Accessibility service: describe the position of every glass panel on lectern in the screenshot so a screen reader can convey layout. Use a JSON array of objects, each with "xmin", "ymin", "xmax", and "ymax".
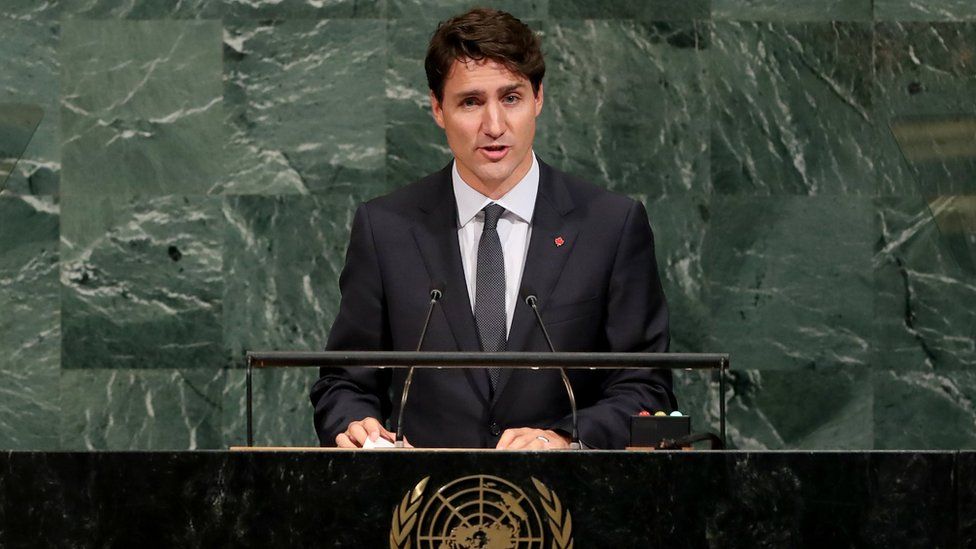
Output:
[
  {"xmin": 0, "ymin": 103, "xmax": 44, "ymax": 191},
  {"xmin": 890, "ymin": 114, "xmax": 976, "ymax": 279}
]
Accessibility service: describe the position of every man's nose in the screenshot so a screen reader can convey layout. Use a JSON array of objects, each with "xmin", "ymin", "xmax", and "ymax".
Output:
[{"xmin": 482, "ymin": 101, "xmax": 505, "ymax": 139}]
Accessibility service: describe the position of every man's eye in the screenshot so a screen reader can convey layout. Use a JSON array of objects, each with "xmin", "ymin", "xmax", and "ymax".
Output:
[
  {"xmin": 503, "ymin": 94, "xmax": 520, "ymax": 104},
  {"xmin": 462, "ymin": 98, "xmax": 479, "ymax": 107}
]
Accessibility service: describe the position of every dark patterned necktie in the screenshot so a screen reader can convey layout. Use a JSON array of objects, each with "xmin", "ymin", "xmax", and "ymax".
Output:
[{"xmin": 475, "ymin": 203, "xmax": 507, "ymax": 395}]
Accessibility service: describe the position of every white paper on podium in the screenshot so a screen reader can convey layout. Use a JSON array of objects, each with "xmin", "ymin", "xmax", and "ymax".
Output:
[{"xmin": 362, "ymin": 436, "xmax": 396, "ymax": 449}]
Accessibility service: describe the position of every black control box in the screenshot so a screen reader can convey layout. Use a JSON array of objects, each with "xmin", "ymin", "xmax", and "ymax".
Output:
[{"xmin": 630, "ymin": 415, "xmax": 691, "ymax": 448}]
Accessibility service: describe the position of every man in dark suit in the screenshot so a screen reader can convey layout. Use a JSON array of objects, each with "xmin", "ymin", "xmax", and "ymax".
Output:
[{"xmin": 310, "ymin": 8, "xmax": 675, "ymax": 450}]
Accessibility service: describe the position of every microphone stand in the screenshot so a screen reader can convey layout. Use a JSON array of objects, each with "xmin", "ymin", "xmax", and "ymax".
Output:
[
  {"xmin": 395, "ymin": 288, "xmax": 441, "ymax": 448},
  {"xmin": 525, "ymin": 294, "xmax": 581, "ymax": 450}
]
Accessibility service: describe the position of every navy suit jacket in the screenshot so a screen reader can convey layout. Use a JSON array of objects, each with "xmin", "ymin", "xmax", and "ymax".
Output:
[{"xmin": 309, "ymin": 159, "xmax": 675, "ymax": 448}]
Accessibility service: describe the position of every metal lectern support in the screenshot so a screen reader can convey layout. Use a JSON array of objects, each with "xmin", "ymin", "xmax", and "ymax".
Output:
[
  {"xmin": 243, "ymin": 351, "xmax": 730, "ymax": 449},
  {"xmin": 246, "ymin": 354, "xmax": 253, "ymax": 447},
  {"xmin": 719, "ymin": 357, "xmax": 727, "ymax": 446}
]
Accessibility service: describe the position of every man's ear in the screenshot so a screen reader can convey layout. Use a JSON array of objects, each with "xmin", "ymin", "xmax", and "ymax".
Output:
[
  {"xmin": 430, "ymin": 91, "xmax": 446, "ymax": 129},
  {"xmin": 534, "ymin": 83, "xmax": 544, "ymax": 117}
]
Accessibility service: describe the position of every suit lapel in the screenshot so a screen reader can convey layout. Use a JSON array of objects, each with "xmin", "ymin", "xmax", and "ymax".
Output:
[
  {"xmin": 411, "ymin": 167, "xmax": 481, "ymax": 354},
  {"xmin": 492, "ymin": 161, "xmax": 578, "ymax": 406},
  {"xmin": 410, "ymin": 165, "xmax": 493, "ymax": 404}
]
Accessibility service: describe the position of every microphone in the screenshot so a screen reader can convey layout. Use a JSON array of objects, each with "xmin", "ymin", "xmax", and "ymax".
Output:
[
  {"xmin": 521, "ymin": 288, "xmax": 581, "ymax": 450},
  {"xmin": 395, "ymin": 284, "xmax": 444, "ymax": 448}
]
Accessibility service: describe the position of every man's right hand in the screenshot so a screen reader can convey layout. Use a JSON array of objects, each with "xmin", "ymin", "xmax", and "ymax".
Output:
[{"xmin": 335, "ymin": 417, "xmax": 395, "ymax": 448}]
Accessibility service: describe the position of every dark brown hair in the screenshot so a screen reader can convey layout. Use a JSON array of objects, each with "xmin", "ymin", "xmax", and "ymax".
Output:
[{"xmin": 425, "ymin": 8, "xmax": 545, "ymax": 102}]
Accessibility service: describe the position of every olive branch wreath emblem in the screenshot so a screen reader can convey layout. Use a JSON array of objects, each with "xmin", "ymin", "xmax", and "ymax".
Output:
[
  {"xmin": 389, "ymin": 475, "xmax": 573, "ymax": 549},
  {"xmin": 531, "ymin": 477, "xmax": 574, "ymax": 549},
  {"xmin": 390, "ymin": 476, "xmax": 429, "ymax": 549}
]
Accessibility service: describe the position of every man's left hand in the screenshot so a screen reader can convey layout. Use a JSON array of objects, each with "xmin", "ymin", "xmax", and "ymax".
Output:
[{"xmin": 496, "ymin": 428, "xmax": 571, "ymax": 450}]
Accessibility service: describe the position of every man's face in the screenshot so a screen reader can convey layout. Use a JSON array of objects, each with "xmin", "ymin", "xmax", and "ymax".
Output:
[{"xmin": 430, "ymin": 58, "xmax": 543, "ymax": 194}]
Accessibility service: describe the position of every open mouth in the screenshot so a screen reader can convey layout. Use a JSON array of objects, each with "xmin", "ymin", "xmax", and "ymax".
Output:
[{"xmin": 479, "ymin": 145, "xmax": 510, "ymax": 160}]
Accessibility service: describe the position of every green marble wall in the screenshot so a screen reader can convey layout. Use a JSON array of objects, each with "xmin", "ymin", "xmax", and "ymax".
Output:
[{"xmin": 0, "ymin": 1, "xmax": 973, "ymax": 450}]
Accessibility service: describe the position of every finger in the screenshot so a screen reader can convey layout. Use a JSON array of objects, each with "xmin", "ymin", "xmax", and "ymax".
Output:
[
  {"xmin": 347, "ymin": 422, "xmax": 369, "ymax": 446},
  {"xmin": 378, "ymin": 424, "xmax": 398, "ymax": 442},
  {"xmin": 520, "ymin": 431, "xmax": 555, "ymax": 451},
  {"xmin": 361, "ymin": 416, "xmax": 395, "ymax": 441},
  {"xmin": 533, "ymin": 434, "xmax": 552, "ymax": 450},
  {"xmin": 335, "ymin": 433, "xmax": 358, "ymax": 448},
  {"xmin": 544, "ymin": 430, "xmax": 569, "ymax": 449},
  {"xmin": 360, "ymin": 417, "xmax": 386, "ymax": 441},
  {"xmin": 509, "ymin": 433, "xmax": 540, "ymax": 451},
  {"xmin": 496, "ymin": 428, "xmax": 525, "ymax": 450},
  {"xmin": 506, "ymin": 435, "xmax": 526, "ymax": 450}
]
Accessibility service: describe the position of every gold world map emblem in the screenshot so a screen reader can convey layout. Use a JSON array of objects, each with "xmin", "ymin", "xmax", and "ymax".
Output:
[{"xmin": 390, "ymin": 475, "xmax": 573, "ymax": 549}]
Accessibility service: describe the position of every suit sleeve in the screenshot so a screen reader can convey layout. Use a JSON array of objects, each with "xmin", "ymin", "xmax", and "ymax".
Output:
[
  {"xmin": 552, "ymin": 199, "xmax": 676, "ymax": 449},
  {"xmin": 309, "ymin": 203, "xmax": 392, "ymax": 446}
]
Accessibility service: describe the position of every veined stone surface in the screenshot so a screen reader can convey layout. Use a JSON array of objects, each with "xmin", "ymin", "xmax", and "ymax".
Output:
[
  {"xmin": 222, "ymin": 369, "xmax": 320, "ymax": 447},
  {"xmin": 0, "ymin": 452, "xmax": 964, "ymax": 546},
  {"xmin": 222, "ymin": 195, "xmax": 347, "ymax": 361},
  {"xmin": 703, "ymin": 195, "xmax": 873, "ymax": 370},
  {"xmin": 538, "ymin": 20, "xmax": 710, "ymax": 197},
  {"xmin": 0, "ymin": 21, "xmax": 60, "ymax": 196},
  {"xmin": 724, "ymin": 368, "xmax": 872, "ymax": 449},
  {"xmin": 23, "ymin": 0, "xmax": 385, "ymax": 18},
  {"xmin": 874, "ymin": 197, "xmax": 976, "ymax": 370},
  {"xmin": 874, "ymin": 23, "xmax": 976, "ymax": 195},
  {"xmin": 221, "ymin": 195, "xmax": 352, "ymax": 446},
  {"xmin": 672, "ymin": 370, "xmax": 723, "ymax": 440},
  {"xmin": 59, "ymin": 368, "xmax": 225, "ymax": 449},
  {"xmin": 60, "ymin": 20, "xmax": 224, "ymax": 197},
  {"xmin": 710, "ymin": 22, "xmax": 876, "ymax": 195},
  {"xmin": 550, "ymin": 0, "xmax": 710, "ymax": 20},
  {"xmin": 874, "ymin": 0, "xmax": 976, "ymax": 22},
  {"xmin": 59, "ymin": 0, "xmax": 213, "ymax": 18},
  {"xmin": 0, "ymin": 196, "xmax": 60, "ymax": 449},
  {"xmin": 675, "ymin": 365, "xmax": 874, "ymax": 450},
  {"xmin": 220, "ymin": 19, "xmax": 386, "ymax": 195},
  {"xmin": 221, "ymin": 0, "xmax": 384, "ymax": 19},
  {"xmin": 0, "ymin": 0, "xmax": 60, "ymax": 19},
  {"xmin": 875, "ymin": 370, "xmax": 976, "ymax": 449},
  {"xmin": 386, "ymin": 0, "xmax": 546, "ymax": 20},
  {"xmin": 385, "ymin": 18, "xmax": 457, "ymax": 187},
  {"xmin": 712, "ymin": 0, "xmax": 871, "ymax": 21},
  {"xmin": 644, "ymin": 195, "xmax": 710, "ymax": 353},
  {"xmin": 60, "ymin": 195, "xmax": 224, "ymax": 369}
]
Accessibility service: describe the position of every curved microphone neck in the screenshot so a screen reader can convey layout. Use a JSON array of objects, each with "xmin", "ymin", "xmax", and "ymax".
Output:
[
  {"xmin": 396, "ymin": 287, "xmax": 442, "ymax": 448},
  {"xmin": 523, "ymin": 291, "xmax": 581, "ymax": 450}
]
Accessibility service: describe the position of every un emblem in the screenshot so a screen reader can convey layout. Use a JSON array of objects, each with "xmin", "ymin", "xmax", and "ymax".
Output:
[{"xmin": 390, "ymin": 475, "xmax": 573, "ymax": 549}]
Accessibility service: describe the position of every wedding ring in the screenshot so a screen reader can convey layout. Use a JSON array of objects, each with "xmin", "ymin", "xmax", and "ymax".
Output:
[{"xmin": 536, "ymin": 435, "xmax": 550, "ymax": 443}]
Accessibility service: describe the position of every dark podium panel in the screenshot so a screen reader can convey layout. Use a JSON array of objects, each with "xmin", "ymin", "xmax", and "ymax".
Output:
[{"xmin": 0, "ymin": 450, "xmax": 973, "ymax": 547}]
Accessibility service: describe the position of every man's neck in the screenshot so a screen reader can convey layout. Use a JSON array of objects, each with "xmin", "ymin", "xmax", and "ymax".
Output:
[{"xmin": 456, "ymin": 153, "xmax": 535, "ymax": 200}]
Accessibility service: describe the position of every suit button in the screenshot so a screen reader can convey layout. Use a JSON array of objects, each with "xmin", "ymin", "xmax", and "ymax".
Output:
[{"xmin": 490, "ymin": 422, "xmax": 501, "ymax": 436}]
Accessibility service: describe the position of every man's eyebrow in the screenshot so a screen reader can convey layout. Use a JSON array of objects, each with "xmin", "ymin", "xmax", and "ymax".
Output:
[
  {"xmin": 453, "ymin": 88, "xmax": 487, "ymax": 98},
  {"xmin": 498, "ymin": 84, "xmax": 526, "ymax": 95},
  {"xmin": 451, "ymin": 82, "xmax": 528, "ymax": 99}
]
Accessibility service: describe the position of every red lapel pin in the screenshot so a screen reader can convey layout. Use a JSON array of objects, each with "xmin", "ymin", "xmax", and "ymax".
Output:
[{"xmin": 554, "ymin": 236, "xmax": 565, "ymax": 247}]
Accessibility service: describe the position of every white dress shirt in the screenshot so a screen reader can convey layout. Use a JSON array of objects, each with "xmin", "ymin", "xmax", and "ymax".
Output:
[{"xmin": 452, "ymin": 154, "xmax": 539, "ymax": 336}]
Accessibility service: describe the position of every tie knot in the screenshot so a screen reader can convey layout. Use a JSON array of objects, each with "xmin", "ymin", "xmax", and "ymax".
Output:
[{"xmin": 482, "ymin": 203, "xmax": 505, "ymax": 230}]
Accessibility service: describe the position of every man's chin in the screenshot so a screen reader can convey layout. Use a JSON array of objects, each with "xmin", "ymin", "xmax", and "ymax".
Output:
[{"xmin": 471, "ymin": 166, "xmax": 516, "ymax": 187}]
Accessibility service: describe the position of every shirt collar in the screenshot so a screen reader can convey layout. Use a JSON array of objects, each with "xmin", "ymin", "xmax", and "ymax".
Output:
[{"xmin": 452, "ymin": 153, "xmax": 539, "ymax": 228}]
